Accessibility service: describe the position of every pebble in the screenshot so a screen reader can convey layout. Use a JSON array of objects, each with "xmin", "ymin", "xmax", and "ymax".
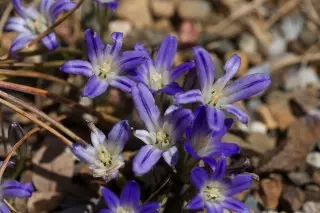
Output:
[
  {"xmin": 178, "ymin": 0, "xmax": 211, "ymax": 20},
  {"xmin": 268, "ymin": 32, "xmax": 287, "ymax": 59},
  {"xmin": 249, "ymin": 121, "xmax": 267, "ymax": 134},
  {"xmin": 306, "ymin": 152, "xmax": 320, "ymax": 169},
  {"xmin": 206, "ymin": 39, "xmax": 235, "ymax": 55},
  {"xmin": 116, "ymin": 0, "xmax": 153, "ymax": 28},
  {"xmin": 303, "ymin": 201, "xmax": 320, "ymax": 213},
  {"xmin": 281, "ymin": 13, "xmax": 304, "ymax": 41},
  {"xmin": 239, "ymin": 33, "xmax": 258, "ymax": 54},
  {"xmin": 285, "ymin": 66, "xmax": 319, "ymax": 91},
  {"xmin": 247, "ymin": 63, "xmax": 271, "ymax": 75},
  {"xmin": 108, "ymin": 20, "xmax": 132, "ymax": 36},
  {"xmin": 288, "ymin": 172, "xmax": 312, "ymax": 186},
  {"xmin": 150, "ymin": 0, "xmax": 176, "ymax": 18}
]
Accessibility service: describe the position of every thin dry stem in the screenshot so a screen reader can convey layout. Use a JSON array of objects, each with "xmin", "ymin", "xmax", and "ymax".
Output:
[{"xmin": 0, "ymin": 97, "xmax": 73, "ymax": 146}]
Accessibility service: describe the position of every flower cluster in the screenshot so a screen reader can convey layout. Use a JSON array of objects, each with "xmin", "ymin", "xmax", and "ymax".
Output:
[
  {"xmin": 63, "ymin": 29, "xmax": 270, "ymax": 212},
  {"xmin": 6, "ymin": 0, "xmax": 75, "ymax": 54},
  {"xmin": 4, "ymin": 0, "xmax": 271, "ymax": 212}
]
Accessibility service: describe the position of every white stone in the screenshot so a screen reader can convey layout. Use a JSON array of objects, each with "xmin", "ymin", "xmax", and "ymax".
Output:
[
  {"xmin": 178, "ymin": 0, "xmax": 211, "ymax": 20},
  {"xmin": 281, "ymin": 13, "xmax": 304, "ymax": 41},
  {"xmin": 306, "ymin": 152, "xmax": 320, "ymax": 169},
  {"xmin": 109, "ymin": 20, "xmax": 132, "ymax": 36},
  {"xmin": 249, "ymin": 121, "xmax": 267, "ymax": 134},
  {"xmin": 268, "ymin": 32, "xmax": 287, "ymax": 58},
  {"xmin": 303, "ymin": 201, "xmax": 320, "ymax": 213},
  {"xmin": 239, "ymin": 33, "xmax": 257, "ymax": 54},
  {"xmin": 247, "ymin": 63, "xmax": 271, "ymax": 75},
  {"xmin": 285, "ymin": 66, "xmax": 319, "ymax": 90}
]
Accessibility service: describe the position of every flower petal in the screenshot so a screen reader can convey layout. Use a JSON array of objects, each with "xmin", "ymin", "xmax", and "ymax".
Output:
[
  {"xmin": 184, "ymin": 141, "xmax": 200, "ymax": 159},
  {"xmin": 221, "ymin": 54, "xmax": 241, "ymax": 86},
  {"xmin": 109, "ymin": 32, "xmax": 123, "ymax": 56},
  {"xmin": 102, "ymin": 187, "xmax": 120, "ymax": 211},
  {"xmin": 132, "ymin": 83, "xmax": 160, "ymax": 132},
  {"xmin": 60, "ymin": 60, "xmax": 93, "ymax": 77},
  {"xmin": 193, "ymin": 47, "xmax": 215, "ymax": 91},
  {"xmin": 99, "ymin": 209, "xmax": 112, "ymax": 213},
  {"xmin": 186, "ymin": 195, "xmax": 204, "ymax": 210},
  {"xmin": 134, "ymin": 130, "xmax": 153, "ymax": 145},
  {"xmin": 82, "ymin": 76, "xmax": 109, "ymax": 98},
  {"xmin": 158, "ymin": 82, "xmax": 183, "ymax": 95},
  {"xmin": 11, "ymin": 0, "xmax": 28, "ymax": 18},
  {"xmin": 206, "ymin": 106, "xmax": 225, "ymax": 132},
  {"xmin": 0, "ymin": 203, "xmax": 10, "ymax": 213},
  {"xmin": 222, "ymin": 105, "xmax": 248, "ymax": 124},
  {"xmin": 221, "ymin": 197, "xmax": 249, "ymax": 213},
  {"xmin": 167, "ymin": 108, "xmax": 193, "ymax": 142},
  {"xmin": 205, "ymin": 204, "xmax": 223, "ymax": 213},
  {"xmin": 212, "ymin": 118, "xmax": 234, "ymax": 142},
  {"xmin": 222, "ymin": 73, "xmax": 271, "ymax": 104},
  {"xmin": 2, "ymin": 180, "xmax": 33, "ymax": 197},
  {"xmin": 174, "ymin": 89, "xmax": 204, "ymax": 105},
  {"xmin": 109, "ymin": 76, "xmax": 136, "ymax": 92},
  {"xmin": 41, "ymin": 33, "xmax": 58, "ymax": 50},
  {"xmin": 40, "ymin": 0, "xmax": 54, "ymax": 14},
  {"xmin": 10, "ymin": 34, "xmax": 35, "ymax": 56},
  {"xmin": 227, "ymin": 174, "xmax": 252, "ymax": 196},
  {"xmin": 170, "ymin": 61, "xmax": 195, "ymax": 82},
  {"xmin": 155, "ymin": 35, "xmax": 177, "ymax": 72},
  {"xmin": 107, "ymin": 120, "xmax": 130, "ymax": 154},
  {"xmin": 212, "ymin": 155, "xmax": 226, "ymax": 180},
  {"xmin": 191, "ymin": 167, "xmax": 209, "ymax": 190},
  {"xmin": 120, "ymin": 181, "xmax": 140, "ymax": 208},
  {"xmin": 210, "ymin": 142, "xmax": 240, "ymax": 157},
  {"xmin": 139, "ymin": 202, "xmax": 160, "ymax": 213},
  {"xmin": 133, "ymin": 145, "xmax": 162, "ymax": 175},
  {"xmin": 163, "ymin": 146, "xmax": 178, "ymax": 167},
  {"xmin": 71, "ymin": 143, "xmax": 96, "ymax": 163},
  {"xmin": 85, "ymin": 29, "xmax": 104, "ymax": 66},
  {"xmin": 118, "ymin": 50, "xmax": 148, "ymax": 72},
  {"xmin": 4, "ymin": 17, "xmax": 28, "ymax": 33},
  {"xmin": 49, "ymin": 0, "xmax": 75, "ymax": 21}
]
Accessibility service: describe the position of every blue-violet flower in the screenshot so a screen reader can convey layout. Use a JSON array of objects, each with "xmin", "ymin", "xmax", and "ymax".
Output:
[
  {"xmin": 5, "ymin": 0, "xmax": 75, "ymax": 54},
  {"xmin": 100, "ymin": 180, "xmax": 159, "ymax": 213},
  {"xmin": 93, "ymin": 0, "xmax": 118, "ymax": 10},
  {"xmin": 129, "ymin": 35, "xmax": 194, "ymax": 95},
  {"xmin": 61, "ymin": 29, "xmax": 148, "ymax": 98},
  {"xmin": 175, "ymin": 47, "xmax": 271, "ymax": 130},
  {"xmin": 186, "ymin": 155, "xmax": 252, "ymax": 213},
  {"xmin": 132, "ymin": 83, "xmax": 193, "ymax": 175},
  {"xmin": 71, "ymin": 120, "xmax": 130, "ymax": 180}
]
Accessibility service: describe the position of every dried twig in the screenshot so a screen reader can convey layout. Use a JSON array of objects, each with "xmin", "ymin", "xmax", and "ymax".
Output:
[{"xmin": 0, "ymin": 2, "xmax": 13, "ymax": 40}]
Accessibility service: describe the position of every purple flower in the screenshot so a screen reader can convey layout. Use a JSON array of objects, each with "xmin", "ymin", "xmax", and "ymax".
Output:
[
  {"xmin": 5, "ymin": 0, "xmax": 75, "ymax": 54},
  {"xmin": 61, "ymin": 29, "xmax": 148, "ymax": 98},
  {"xmin": 132, "ymin": 83, "xmax": 193, "ymax": 175},
  {"xmin": 186, "ymin": 155, "xmax": 252, "ymax": 213},
  {"xmin": 129, "ymin": 35, "xmax": 194, "ymax": 95},
  {"xmin": 93, "ymin": 0, "xmax": 118, "ymax": 10},
  {"xmin": 100, "ymin": 180, "xmax": 160, "ymax": 213},
  {"xmin": 71, "ymin": 121, "xmax": 130, "ymax": 180},
  {"xmin": 184, "ymin": 106, "xmax": 239, "ymax": 160},
  {"xmin": 175, "ymin": 47, "xmax": 271, "ymax": 130}
]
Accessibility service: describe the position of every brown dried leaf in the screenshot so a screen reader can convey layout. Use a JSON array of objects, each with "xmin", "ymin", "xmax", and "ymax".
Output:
[{"xmin": 259, "ymin": 116, "xmax": 320, "ymax": 172}]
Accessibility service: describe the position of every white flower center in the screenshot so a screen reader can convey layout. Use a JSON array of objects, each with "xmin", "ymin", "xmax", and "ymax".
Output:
[
  {"xmin": 149, "ymin": 71, "xmax": 163, "ymax": 90},
  {"xmin": 95, "ymin": 59, "xmax": 116, "ymax": 80},
  {"xmin": 116, "ymin": 206, "xmax": 134, "ymax": 213},
  {"xmin": 26, "ymin": 15, "xmax": 48, "ymax": 34},
  {"xmin": 202, "ymin": 182, "xmax": 225, "ymax": 203},
  {"xmin": 152, "ymin": 129, "xmax": 171, "ymax": 150},
  {"xmin": 97, "ymin": 145, "xmax": 113, "ymax": 166}
]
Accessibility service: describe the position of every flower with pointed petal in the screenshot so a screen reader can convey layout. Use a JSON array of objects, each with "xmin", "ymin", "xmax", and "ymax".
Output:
[
  {"xmin": 184, "ymin": 106, "xmax": 239, "ymax": 160},
  {"xmin": 175, "ymin": 47, "xmax": 271, "ymax": 130},
  {"xmin": 71, "ymin": 120, "xmax": 130, "ymax": 180},
  {"xmin": 132, "ymin": 83, "xmax": 193, "ymax": 175},
  {"xmin": 100, "ymin": 180, "xmax": 159, "ymax": 213},
  {"xmin": 61, "ymin": 29, "xmax": 148, "ymax": 98},
  {"xmin": 5, "ymin": 0, "xmax": 75, "ymax": 55},
  {"xmin": 129, "ymin": 35, "xmax": 194, "ymax": 95},
  {"xmin": 0, "ymin": 162, "xmax": 34, "ymax": 213},
  {"xmin": 93, "ymin": 0, "xmax": 118, "ymax": 10},
  {"xmin": 186, "ymin": 155, "xmax": 252, "ymax": 213}
]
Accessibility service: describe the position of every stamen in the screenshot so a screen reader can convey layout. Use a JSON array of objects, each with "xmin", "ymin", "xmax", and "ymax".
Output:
[
  {"xmin": 202, "ymin": 182, "xmax": 225, "ymax": 203},
  {"xmin": 150, "ymin": 71, "xmax": 163, "ymax": 90}
]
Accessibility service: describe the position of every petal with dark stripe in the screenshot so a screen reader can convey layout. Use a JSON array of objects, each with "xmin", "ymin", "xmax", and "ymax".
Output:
[
  {"xmin": 85, "ymin": 29, "xmax": 104, "ymax": 67},
  {"xmin": 170, "ymin": 61, "xmax": 195, "ymax": 82},
  {"xmin": 41, "ymin": 33, "xmax": 58, "ymax": 50},
  {"xmin": 186, "ymin": 195, "xmax": 204, "ymax": 210},
  {"xmin": 155, "ymin": 35, "xmax": 177, "ymax": 72},
  {"xmin": 132, "ymin": 83, "xmax": 160, "ymax": 132},
  {"xmin": 211, "ymin": 155, "xmax": 226, "ymax": 180},
  {"xmin": 107, "ymin": 120, "xmax": 130, "ymax": 154},
  {"xmin": 82, "ymin": 75, "xmax": 108, "ymax": 98},
  {"xmin": 174, "ymin": 89, "xmax": 204, "ymax": 105},
  {"xmin": 110, "ymin": 76, "xmax": 136, "ymax": 92},
  {"xmin": 158, "ymin": 82, "xmax": 183, "ymax": 95},
  {"xmin": 102, "ymin": 187, "xmax": 120, "ymax": 211},
  {"xmin": 133, "ymin": 145, "xmax": 162, "ymax": 175},
  {"xmin": 222, "ymin": 104, "xmax": 248, "ymax": 124},
  {"xmin": 120, "ymin": 181, "xmax": 140, "ymax": 208},
  {"xmin": 193, "ymin": 47, "xmax": 215, "ymax": 91},
  {"xmin": 118, "ymin": 50, "xmax": 148, "ymax": 72},
  {"xmin": 191, "ymin": 167, "xmax": 209, "ymax": 189},
  {"xmin": 206, "ymin": 106, "xmax": 225, "ymax": 132},
  {"xmin": 61, "ymin": 60, "xmax": 93, "ymax": 77},
  {"xmin": 109, "ymin": 32, "xmax": 123, "ymax": 56},
  {"xmin": 10, "ymin": 34, "xmax": 35, "ymax": 56}
]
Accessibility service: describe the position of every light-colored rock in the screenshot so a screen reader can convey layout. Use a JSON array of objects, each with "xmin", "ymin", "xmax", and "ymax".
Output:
[
  {"xmin": 268, "ymin": 32, "xmax": 287, "ymax": 58},
  {"xmin": 303, "ymin": 201, "xmax": 320, "ymax": 213},
  {"xmin": 151, "ymin": 0, "xmax": 176, "ymax": 18},
  {"xmin": 249, "ymin": 121, "xmax": 267, "ymax": 134},
  {"xmin": 285, "ymin": 66, "xmax": 319, "ymax": 91},
  {"xmin": 116, "ymin": 0, "xmax": 153, "ymax": 28},
  {"xmin": 109, "ymin": 20, "xmax": 132, "ymax": 36},
  {"xmin": 239, "ymin": 33, "xmax": 257, "ymax": 54},
  {"xmin": 178, "ymin": 0, "xmax": 211, "ymax": 20},
  {"xmin": 288, "ymin": 172, "xmax": 312, "ymax": 186},
  {"xmin": 281, "ymin": 13, "xmax": 304, "ymax": 41},
  {"xmin": 247, "ymin": 63, "xmax": 271, "ymax": 75},
  {"xmin": 306, "ymin": 152, "xmax": 320, "ymax": 169}
]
